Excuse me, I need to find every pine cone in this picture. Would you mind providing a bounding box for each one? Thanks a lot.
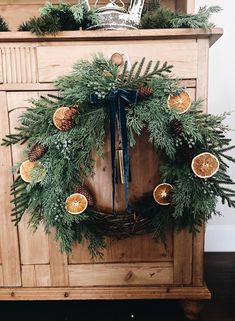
[170,119,184,137]
[65,107,77,118]
[138,86,154,99]
[28,143,47,162]
[60,118,74,131]
[60,107,78,131]
[75,186,95,207]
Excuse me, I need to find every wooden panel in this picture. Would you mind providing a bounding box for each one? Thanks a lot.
[173,230,193,285]
[87,130,160,213]
[196,38,209,112]
[0,47,37,83]
[0,266,3,287]
[34,265,51,286]
[0,91,21,286]
[37,40,198,82]
[0,5,41,31]
[22,265,51,287]
[18,215,50,265]
[49,230,69,286]
[192,226,204,286]
[187,87,196,101]
[192,38,209,287]
[70,232,173,264]
[8,92,50,265]
[176,0,195,13]
[21,265,35,287]
[68,262,173,286]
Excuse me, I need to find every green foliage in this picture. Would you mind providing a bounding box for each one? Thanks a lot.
[141,3,222,29]
[2,55,235,258]
[18,0,99,35]
[0,15,9,32]
[55,56,173,104]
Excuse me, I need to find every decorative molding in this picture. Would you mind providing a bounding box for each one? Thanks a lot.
[0,46,37,84]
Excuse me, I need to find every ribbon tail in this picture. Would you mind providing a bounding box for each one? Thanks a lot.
[109,95,117,215]
[119,99,129,210]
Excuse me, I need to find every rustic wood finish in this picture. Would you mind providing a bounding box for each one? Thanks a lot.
[0,26,222,321]
[0,285,211,301]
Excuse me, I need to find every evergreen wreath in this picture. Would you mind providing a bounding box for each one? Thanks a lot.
[2,55,235,258]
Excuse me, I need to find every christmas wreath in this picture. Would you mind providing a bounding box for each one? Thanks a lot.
[2,54,235,258]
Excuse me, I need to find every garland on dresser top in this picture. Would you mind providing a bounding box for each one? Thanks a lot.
[18,1,99,35]
[2,54,235,258]
[16,0,221,36]
[141,1,221,29]
[0,16,9,32]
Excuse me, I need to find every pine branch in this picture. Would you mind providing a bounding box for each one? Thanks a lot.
[1,132,29,146]
[10,177,30,225]
[0,15,9,31]
[119,61,128,82]
[134,57,146,79]
[126,61,139,83]
[123,59,173,88]
[141,3,221,30]
[18,1,99,35]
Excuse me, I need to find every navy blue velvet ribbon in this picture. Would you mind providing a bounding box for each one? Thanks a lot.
[91,89,137,214]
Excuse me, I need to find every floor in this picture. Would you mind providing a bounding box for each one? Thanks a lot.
[0,253,234,321]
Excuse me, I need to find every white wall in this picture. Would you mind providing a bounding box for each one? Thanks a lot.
[195,0,235,251]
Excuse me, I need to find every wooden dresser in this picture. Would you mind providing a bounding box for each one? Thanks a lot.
[0,26,222,321]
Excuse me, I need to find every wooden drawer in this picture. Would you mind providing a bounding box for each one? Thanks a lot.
[36,39,198,82]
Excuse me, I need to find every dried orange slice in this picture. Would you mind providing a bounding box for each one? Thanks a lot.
[167,91,191,114]
[53,107,70,130]
[111,52,124,66]
[191,152,219,178]
[65,193,88,215]
[153,183,173,206]
[20,160,45,183]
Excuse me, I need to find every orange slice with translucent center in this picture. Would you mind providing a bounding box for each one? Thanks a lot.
[191,152,220,178]
[20,160,45,183]
[167,91,191,114]
[153,183,173,205]
[53,107,70,130]
[65,193,88,215]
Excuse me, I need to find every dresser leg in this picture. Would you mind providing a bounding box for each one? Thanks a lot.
[180,300,204,320]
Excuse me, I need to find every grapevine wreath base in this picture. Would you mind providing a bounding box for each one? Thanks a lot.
[2,54,235,258]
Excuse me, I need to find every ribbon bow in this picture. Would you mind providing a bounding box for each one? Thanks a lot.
[91,88,138,214]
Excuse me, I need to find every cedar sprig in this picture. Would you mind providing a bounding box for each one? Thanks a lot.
[10,177,30,224]
[141,3,221,30]
[123,58,173,88]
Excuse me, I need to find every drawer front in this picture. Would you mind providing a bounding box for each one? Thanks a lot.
[37,39,198,82]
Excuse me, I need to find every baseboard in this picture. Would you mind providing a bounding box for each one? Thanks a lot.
[205,225,235,252]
